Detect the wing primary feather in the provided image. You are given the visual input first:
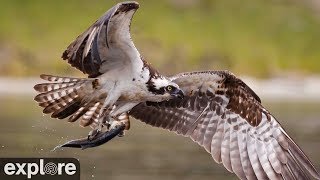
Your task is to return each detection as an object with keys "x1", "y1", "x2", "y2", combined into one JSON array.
[
  {"x1": 247, "y1": 133, "x2": 269, "y2": 179},
  {"x1": 256, "y1": 139, "x2": 280, "y2": 179},
  {"x1": 282, "y1": 164, "x2": 297, "y2": 180},
  {"x1": 221, "y1": 118, "x2": 233, "y2": 172},
  {"x1": 286, "y1": 150, "x2": 311, "y2": 180},
  {"x1": 83, "y1": 26, "x2": 98, "y2": 60},
  {"x1": 266, "y1": 140, "x2": 282, "y2": 174},
  {"x1": 186, "y1": 104, "x2": 209, "y2": 136},
  {"x1": 195, "y1": 109, "x2": 211, "y2": 146},
  {"x1": 237, "y1": 125, "x2": 257, "y2": 180},
  {"x1": 285, "y1": 134, "x2": 320, "y2": 179},
  {"x1": 255, "y1": 116, "x2": 281, "y2": 179},
  {"x1": 229, "y1": 119, "x2": 246, "y2": 179},
  {"x1": 202, "y1": 112, "x2": 219, "y2": 153},
  {"x1": 211, "y1": 118, "x2": 225, "y2": 163}
]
